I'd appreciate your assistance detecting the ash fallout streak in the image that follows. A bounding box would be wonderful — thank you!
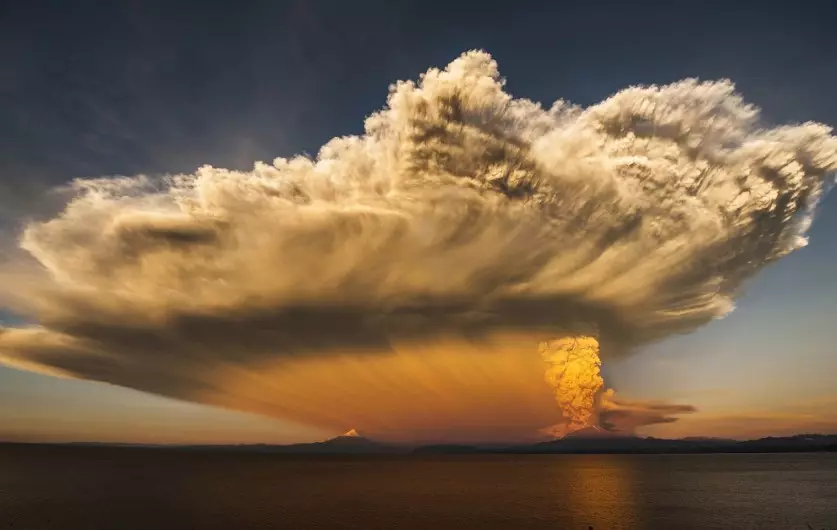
[1,51,835,442]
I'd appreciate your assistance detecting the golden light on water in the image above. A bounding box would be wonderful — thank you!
[562,456,638,528]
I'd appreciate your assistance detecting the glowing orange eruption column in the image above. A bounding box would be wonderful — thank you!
[540,336,606,437]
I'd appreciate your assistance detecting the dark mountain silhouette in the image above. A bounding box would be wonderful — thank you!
[416,433,837,454]
[3,433,836,455]
[682,436,737,443]
[264,432,407,454]
[562,426,617,439]
[506,433,837,454]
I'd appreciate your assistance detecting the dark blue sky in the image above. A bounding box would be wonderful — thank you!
[2,0,836,442]
[3,1,836,196]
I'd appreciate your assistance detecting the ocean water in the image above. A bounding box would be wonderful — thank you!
[0,446,835,529]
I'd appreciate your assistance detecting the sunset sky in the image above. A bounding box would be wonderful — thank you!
[2,0,836,443]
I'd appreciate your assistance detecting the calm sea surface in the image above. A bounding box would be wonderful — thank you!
[0,447,835,529]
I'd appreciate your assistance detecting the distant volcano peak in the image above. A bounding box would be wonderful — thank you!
[562,426,622,439]
[324,430,377,446]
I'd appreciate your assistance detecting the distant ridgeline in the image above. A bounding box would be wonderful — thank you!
[2,433,836,455]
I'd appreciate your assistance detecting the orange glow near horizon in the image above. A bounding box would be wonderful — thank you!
[202,334,565,443]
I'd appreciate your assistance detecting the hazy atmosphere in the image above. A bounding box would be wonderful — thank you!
[2,0,837,445]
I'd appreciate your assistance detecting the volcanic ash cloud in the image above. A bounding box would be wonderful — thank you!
[1,51,836,441]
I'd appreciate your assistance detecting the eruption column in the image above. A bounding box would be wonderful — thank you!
[539,336,605,437]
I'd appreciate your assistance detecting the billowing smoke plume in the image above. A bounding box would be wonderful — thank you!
[538,336,694,436]
[540,336,605,436]
[1,51,836,441]
[598,389,697,433]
